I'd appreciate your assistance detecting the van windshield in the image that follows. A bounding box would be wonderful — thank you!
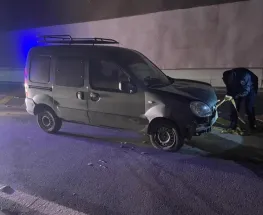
[115,50,171,88]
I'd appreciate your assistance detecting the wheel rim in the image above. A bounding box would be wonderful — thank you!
[42,116,51,127]
[155,127,176,148]
[40,112,54,130]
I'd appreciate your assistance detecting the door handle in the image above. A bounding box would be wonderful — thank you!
[76,91,84,100]
[90,92,100,101]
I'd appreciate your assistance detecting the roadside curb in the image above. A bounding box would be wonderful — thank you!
[0,104,25,109]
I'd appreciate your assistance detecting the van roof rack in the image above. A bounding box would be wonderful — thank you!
[37,35,119,45]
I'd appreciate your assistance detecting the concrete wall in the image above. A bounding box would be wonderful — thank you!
[0,68,24,82]
[0,0,248,31]
[1,67,262,89]
[163,68,263,88]
[0,0,262,84]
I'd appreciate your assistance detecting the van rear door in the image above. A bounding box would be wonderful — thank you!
[26,55,53,99]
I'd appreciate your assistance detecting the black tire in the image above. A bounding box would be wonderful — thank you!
[149,121,184,152]
[37,109,62,134]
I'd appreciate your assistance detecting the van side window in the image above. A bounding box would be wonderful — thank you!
[30,56,51,83]
[55,58,84,87]
[90,60,129,91]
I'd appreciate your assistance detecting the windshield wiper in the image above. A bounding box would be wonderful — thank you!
[148,83,168,88]
[144,76,171,88]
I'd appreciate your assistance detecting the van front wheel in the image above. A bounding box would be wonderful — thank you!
[37,109,62,133]
[149,121,184,152]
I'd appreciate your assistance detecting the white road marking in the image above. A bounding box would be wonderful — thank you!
[0,184,88,215]
[0,96,13,105]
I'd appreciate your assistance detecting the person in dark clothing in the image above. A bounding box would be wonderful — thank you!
[222,68,258,130]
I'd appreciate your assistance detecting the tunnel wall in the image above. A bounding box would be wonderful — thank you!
[0,0,262,86]
[0,0,249,31]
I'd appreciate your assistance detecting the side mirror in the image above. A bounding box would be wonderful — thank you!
[119,81,136,94]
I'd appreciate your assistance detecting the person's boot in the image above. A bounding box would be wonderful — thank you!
[250,124,257,132]
[228,121,237,131]
[244,124,256,136]
[221,124,236,134]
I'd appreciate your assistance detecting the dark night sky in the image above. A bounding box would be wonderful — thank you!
[0,0,248,31]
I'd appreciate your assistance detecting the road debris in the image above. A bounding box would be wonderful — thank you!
[141,152,148,155]
[98,159,107,164]
[87,163,93,166]
[120,142,128,148]
[99,164,108,169]
[220,127,245,136]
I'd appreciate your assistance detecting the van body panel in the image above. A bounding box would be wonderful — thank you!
[51,56,90,124]
[86,89,147,131]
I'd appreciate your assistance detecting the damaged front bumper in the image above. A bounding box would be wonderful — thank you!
[186,110,218,139]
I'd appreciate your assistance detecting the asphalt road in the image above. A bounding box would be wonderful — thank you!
[0,108,263,215]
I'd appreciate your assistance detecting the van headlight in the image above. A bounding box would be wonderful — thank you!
[190,101,212,117]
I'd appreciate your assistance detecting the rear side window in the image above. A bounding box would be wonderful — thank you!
[29,56,51,83]
[55,58,84,87]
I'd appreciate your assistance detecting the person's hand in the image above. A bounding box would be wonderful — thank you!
[234,93,243,99]
[224,95,233,101]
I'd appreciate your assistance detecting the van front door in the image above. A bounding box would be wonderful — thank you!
[86,59,147,131]
[52,57,90,124]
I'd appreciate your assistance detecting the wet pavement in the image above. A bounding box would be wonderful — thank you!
[0,108,263,215]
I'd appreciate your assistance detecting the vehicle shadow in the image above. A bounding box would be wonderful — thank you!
[57,130,148,147]
[57,101,263,163]
[200,95,263,163]
[58,121,263,163]
[185,125,263,179]
[57,124,263,182]
[58,126,263,181]
[236,161,263,178]
[57,128,208,157]
[189,127,263,163]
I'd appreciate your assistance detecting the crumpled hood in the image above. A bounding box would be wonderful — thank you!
[154,79,217,107]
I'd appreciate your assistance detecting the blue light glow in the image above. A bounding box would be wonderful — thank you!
[18,32,39,65]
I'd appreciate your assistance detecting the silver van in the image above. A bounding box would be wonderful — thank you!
[25,35,218,152]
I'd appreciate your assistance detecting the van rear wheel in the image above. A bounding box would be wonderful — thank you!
[37,109,62,133]
[149,121,184,152]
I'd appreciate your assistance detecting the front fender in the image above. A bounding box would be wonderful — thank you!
[144,103,172,122]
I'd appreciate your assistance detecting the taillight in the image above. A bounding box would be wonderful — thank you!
[24,68,28,78]
[24,83,29,97]
[24,69,29,97]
